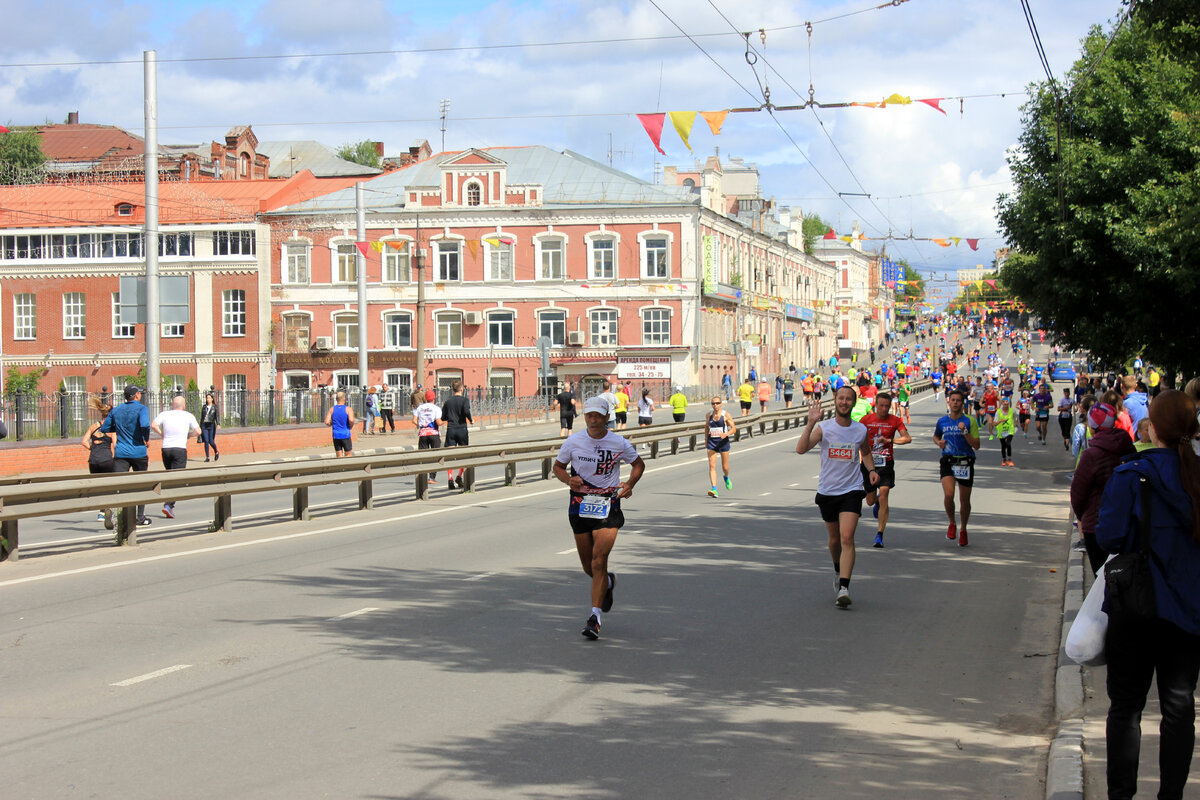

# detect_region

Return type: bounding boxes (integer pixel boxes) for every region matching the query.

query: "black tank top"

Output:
[89,427,114,470]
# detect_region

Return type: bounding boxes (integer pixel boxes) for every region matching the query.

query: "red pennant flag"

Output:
[0,124,9,134]
[355,242,371,259]
[917,98,946,115]
[966,238,979,251]
[823,228,837,240]
[985,279,997,289]
[637,113,667,155]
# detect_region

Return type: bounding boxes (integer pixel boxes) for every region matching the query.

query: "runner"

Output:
[554,381,577,437]
[1033,382,1054,445]
[757,377,771,413]
[930,365,943,400]
[895,380,911,425]
[552,397,645,640]
[996,396,1016,466]
[636,388,655,427]
[933,388,982,547]
[613,383,630,430]
[1018,390,1032,438]
[1057,388,1075,450]
[796,386,878,608]
[859,391,913,549]
[441,380,473,489]
[737,377,754,416]
[705,396,737,497]
[782,372,795,408]
[150,395,201,519]
[982,382,999,440]
[323,390,356,459]
[668,386,688,422]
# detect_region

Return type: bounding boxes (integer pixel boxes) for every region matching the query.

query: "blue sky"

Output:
[0,0,1125,292]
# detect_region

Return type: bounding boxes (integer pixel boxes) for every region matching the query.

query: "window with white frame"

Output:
[334,372,360,390]
[486,240,513,281]
[283,314,310,353]
[112,292,135,338]
[222,289,246,337]
[489,368,515,397]
[643,236,669,279]
[539,238,563,280]
[435,311,462,347]
[63,375,87,422]
[334,242,357,283]
[642,307,671,345]
[487,310,514,346]
[100,232,143,258]
[465,181,482,206]
[160,233,194,257]
[213,230,255,256]
[382,242,410,283]
[590,237,615,279]
[590,308,618,346]
[13,293,35,340]
[435,241,461,281]
[333,313,358,349]
[383,371,412,395]
[384,312,412,349]
[63,292,86,339]
[538,310,566,347]
[285,242,309,284]
[164,374,186,393]
[163,323,185,338]
[436,369,462,392]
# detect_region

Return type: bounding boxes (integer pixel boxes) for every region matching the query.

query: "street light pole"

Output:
[414,214,426,391]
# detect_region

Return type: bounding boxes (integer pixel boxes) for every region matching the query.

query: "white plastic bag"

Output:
[1065,567,1108,666]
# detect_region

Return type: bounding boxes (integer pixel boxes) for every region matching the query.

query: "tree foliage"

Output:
[801,213,832,255]
[997,4,1200,376]
[5,366,47,396]
[335,140,382,169]
[0,129,48,184]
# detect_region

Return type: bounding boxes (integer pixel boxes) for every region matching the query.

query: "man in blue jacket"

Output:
[100,385,152,527]
[1120,374,1150,430]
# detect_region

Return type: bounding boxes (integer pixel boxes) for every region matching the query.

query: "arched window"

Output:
[465,181,482,206]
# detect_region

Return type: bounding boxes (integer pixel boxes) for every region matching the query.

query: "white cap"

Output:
[583,396,610,416]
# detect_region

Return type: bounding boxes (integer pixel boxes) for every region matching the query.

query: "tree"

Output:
[801,213,832,255]
[0,129,48,184]
[5,366,47,396]
[997,5,1200,377]
[335,140,382,170]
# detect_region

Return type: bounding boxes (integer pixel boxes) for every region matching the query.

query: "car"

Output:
[1050,360,1077,383]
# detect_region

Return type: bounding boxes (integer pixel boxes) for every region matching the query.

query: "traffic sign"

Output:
[782,331,797,340]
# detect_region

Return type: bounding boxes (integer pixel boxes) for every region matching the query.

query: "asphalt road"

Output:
[0,370,1077,799]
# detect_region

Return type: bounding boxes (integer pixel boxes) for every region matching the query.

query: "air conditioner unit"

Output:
[463,311,483,325]
[567,331,586,346]
[312,336,333,351]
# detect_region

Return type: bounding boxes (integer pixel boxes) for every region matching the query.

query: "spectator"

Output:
[99,385,152,528]
[774,374,784,402]
[1070,400,1136,574]
[377,384,396,432]
[363,386,379,435]
[1122,374,1150,431]
[199,392,220,462]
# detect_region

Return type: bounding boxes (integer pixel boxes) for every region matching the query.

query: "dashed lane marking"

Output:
[328,607,379,621]
[111,664,192,687]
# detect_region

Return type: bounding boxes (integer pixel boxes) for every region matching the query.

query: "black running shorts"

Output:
[815,490,866,522]
[939,455,976,487]
[860,460,896,491]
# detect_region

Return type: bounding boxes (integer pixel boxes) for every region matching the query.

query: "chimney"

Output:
[67,111,79,125]
[372,141,384,158]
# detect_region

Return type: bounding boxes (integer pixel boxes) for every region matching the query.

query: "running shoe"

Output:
[873,532,884,548]
[836,586,852,608]
[708,488,718,498]
[958,528,969,547]
[872,502,880,519]
[136,517,152,527]
[103,509,114,530]
[162,505,175,519]
[582,614,601,640]
[1072,539,1087,552]
[602,572,616,613]
[947,522,957,540]
[724,476,732,491]
[97,511,106,522]
[455,475,464,489]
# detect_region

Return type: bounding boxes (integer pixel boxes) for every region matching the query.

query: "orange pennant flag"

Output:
[932,238,950,247]
[386,241,407,252]
[700,110,729,135]
[668,111,697,152]
[466,239,479,259]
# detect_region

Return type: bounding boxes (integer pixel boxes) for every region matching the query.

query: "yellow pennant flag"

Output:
[974,280,984,291]
[949,237,962,246]
[700,110,729,135]
[370,241,385,253]
[840,236,854,243]
[466,239,479,259]
[668,111,697,152]
[483,237,502,247]
[883,93,912,106]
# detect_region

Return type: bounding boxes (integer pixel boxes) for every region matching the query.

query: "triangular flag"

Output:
[974,281,984,291]
[700,110,729,135]
[386,241,407,252]
[966,238,979,251]
[484,237,502,247]
[840,236,853,243]
[985,279,998,289]
[883,93,912,106]
[851,102,881,109]
[371,241,385,253]
[932,238,949,247]
[466,239,479,259]
[917,98,947,115]
[0,124,9,134]
[637,113,667,155]
[668,111,697,152]
[355,242,371,259]
[823,228,837,240]
[950,237,962,246]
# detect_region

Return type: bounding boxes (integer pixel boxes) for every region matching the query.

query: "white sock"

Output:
[591,607,603,623]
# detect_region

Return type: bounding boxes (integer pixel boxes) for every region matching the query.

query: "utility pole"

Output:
[144,50,161,405]
[355,184,367,407]
[414,214,426,391]
[440,99,450,153]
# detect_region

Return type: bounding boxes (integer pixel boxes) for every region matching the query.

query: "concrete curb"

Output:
[1047,550,1086,800]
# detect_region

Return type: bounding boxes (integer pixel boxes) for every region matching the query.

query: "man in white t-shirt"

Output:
[151,395,201,519]
[795,386,877,608]
[552,396,645,640]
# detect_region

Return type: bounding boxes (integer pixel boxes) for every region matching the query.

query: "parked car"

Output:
[1050,360,1077,383]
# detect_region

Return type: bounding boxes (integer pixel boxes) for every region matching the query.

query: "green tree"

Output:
[801,213,832,255]
[0,129,48,184]
[335,140,382,169]
[5,366,47,396]
[997,6,1200,376]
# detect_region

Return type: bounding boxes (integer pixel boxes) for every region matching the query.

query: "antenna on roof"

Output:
[607,133,633,167]
[439,99,451,152]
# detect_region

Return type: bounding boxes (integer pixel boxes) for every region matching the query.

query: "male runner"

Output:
[895,381,911,425]
[933,388,982,547]
[554,381,578,437]
[930,365,943,400]
[982,383,1000,440]
[859,391,912,548]
[552,397,645,640]
[737,377,754,416]
[441,380,474,488]
[324,390,356,458]
[1032,382,1054,444]
[150,395,201,519]
[613,383,630,430]
[796,386,878,608]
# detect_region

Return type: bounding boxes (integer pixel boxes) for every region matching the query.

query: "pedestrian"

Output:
[413,388,441,482]
[377,384,396,432]
[552,396,645,640]
[363,386,379,435]
[783,372,795,408]
[151,395,201,519]
[637,388,654,427]
[1096,389,1200,800]
[775,373,784,402]
[441,380,473,489]
[1070,400,1135,574]
[555,381,578,437]
[199,391,220,461]
[705,396,736,497]
[757,377,770,413]
[324,389,356,458]
[933,388,981,547]
[749,365,757,382]
[99,385,153,528]
[668,386,688,423]
[82,396,115,528]
[860,391,912,549]
[721,371,733,401]
[796,387,878,608]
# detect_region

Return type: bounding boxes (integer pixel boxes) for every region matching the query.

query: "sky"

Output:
[0,0,1127,302]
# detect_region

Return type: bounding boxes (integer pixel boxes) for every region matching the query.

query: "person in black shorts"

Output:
[441,380,473,490]
[555,381,578,437]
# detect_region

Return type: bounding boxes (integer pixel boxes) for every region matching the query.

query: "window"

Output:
[283,314,310,353]
[213,230,256,256]
[222,289,246,337]
[99,232,143,258]
[117,203,134,216]
[539,310,566,347]
[384,371,412,395]
[334,372,360,390]
[63,292,86,339]
[642,308,671,345]
[435,369,462,392]
[486,240,513,281]
[466,181,482,206]
[435,312,462,347]
[285,242,309,284]
[487,310,514,346]
[335,242,357,283]
[63,376,87,422]
[590,309,618,346]
[489,368,515,398]
[224,374,247,422]
[382,243,410,283]
[539,238,563,280]
[163,323,185,338]
[112,292,135,338]
[384,312,412,349]
[14,293,36,340]
[590,238,615,279]
[435,241,461,282]
[159,233,193,257]
[163,374,186,394]
[643,236,669,279]
[334,313,358,349]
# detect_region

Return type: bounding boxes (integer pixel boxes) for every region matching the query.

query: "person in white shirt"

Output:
[151,396,201,519]
[412,389,442,483]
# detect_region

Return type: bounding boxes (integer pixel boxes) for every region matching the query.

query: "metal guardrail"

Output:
[0,380,931,562]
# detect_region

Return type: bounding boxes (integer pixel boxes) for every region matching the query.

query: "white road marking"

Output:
[789,483,800,487]
[464,571,496,582]
[328,607,379,621]
[759,492,772,497]
[725,502,740,507]
[111,664,192,687]
[556,548,576,555]
[684,513,699,519]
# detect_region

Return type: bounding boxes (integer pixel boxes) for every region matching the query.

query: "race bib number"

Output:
[828,444,853,461]
[578,494,611,520]
[873,454,888,467]
[952,463,971,481]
